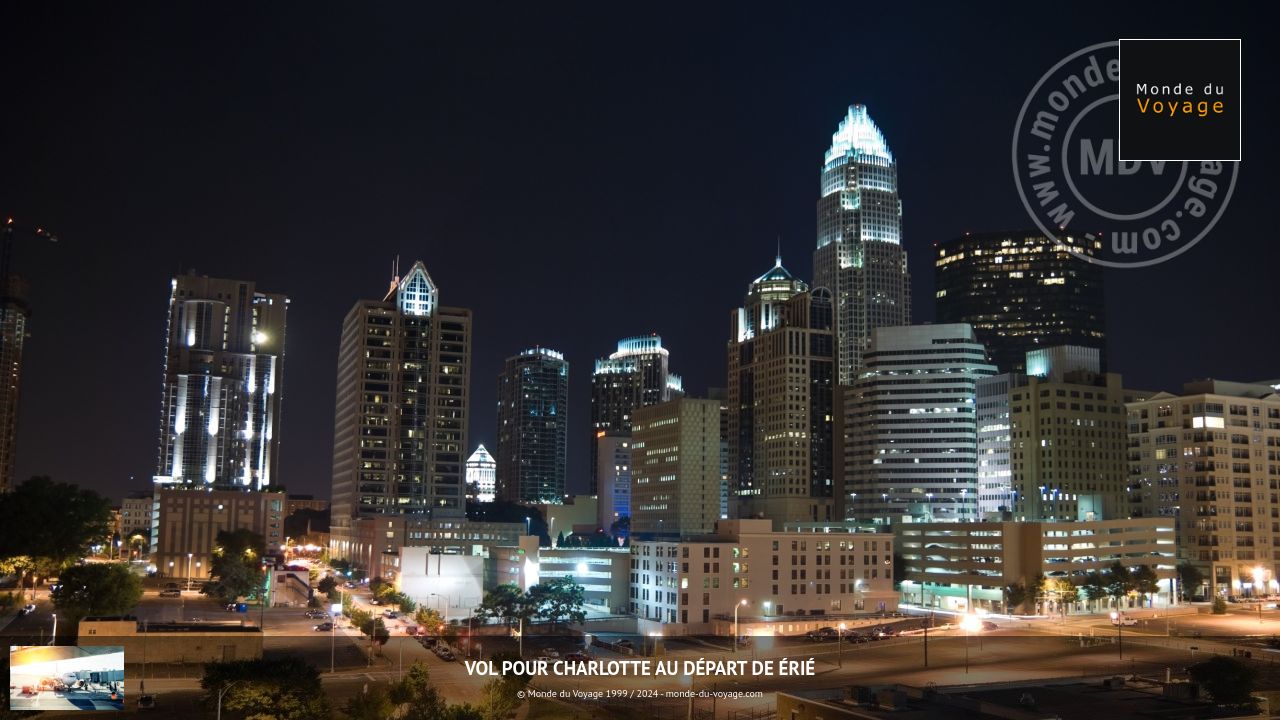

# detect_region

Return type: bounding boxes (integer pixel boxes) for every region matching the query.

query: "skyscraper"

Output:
[594,431,631,533]
[465,444,496,503]
[0,274,29,493]
[813,104,911,384]
[934,231,1106,373]
[727,255,835,528]
[330,261,472,550]
[589,335,683,492]
[630,397,722,538]
[845,324,996,524]
[153,273,288,492]
[496,347,569,504]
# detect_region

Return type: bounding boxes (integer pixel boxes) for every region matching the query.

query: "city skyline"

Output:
[1,5,1277,503]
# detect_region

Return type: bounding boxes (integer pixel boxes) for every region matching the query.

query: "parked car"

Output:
[1111,615,1138,627]
[805,627,838,641]
[314,622,334,632]
[420,636,438,648]
[369,598,381,606]
[159,589,181,598]
[383,610,398,619]
[19,604,36,616]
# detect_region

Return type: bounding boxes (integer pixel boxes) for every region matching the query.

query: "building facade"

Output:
[1127,380,1280,597]
[813,104,911,384]
[845,324,996,524]
[896,518,1176,612]
[595,431,631,534]
[153,487,286,581]
[329,261,472,559]
[495,347,569,504]
[465,444,497,503]
[153,274,288,492]
[589,336,683,493]
[631,397,723,538]
[0,274,29,493]
[934,231,1106,373]
[630,519,896,634]
[727,256,836,527]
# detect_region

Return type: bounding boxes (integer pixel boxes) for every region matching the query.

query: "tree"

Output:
[51,563,143,625]
[474,584,530,628]
[316,576,338,595]
[202,528,266,604]
[200,655,330,720]
[1003,583,1029,613]
[478,677,523,720]
[1177,562,1206,601]
[390,663,448,720]
[1212,595,1228,614]
[1189,656,1258,709]
[342,685,394,720]
[1106,562,1134,608]
[528,577,586,632]
[415,607,445,633]
[0,477,113,567]
[1131,565,1161,607]
[1081,571,1109,612]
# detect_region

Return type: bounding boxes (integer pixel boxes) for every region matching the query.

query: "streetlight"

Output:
[50,613,57,645]
[1255,567,1268,624]
[1110,611,1124,659]
[187,553,194,592]
[216,680,241,720]
[959,614,982,673]
[837,622,846,668]
[733,599,747,653]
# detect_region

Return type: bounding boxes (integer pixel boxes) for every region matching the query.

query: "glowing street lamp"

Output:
[1254,566,1268,623]
[1110,611,1124,659]
[959,613,982,673]
[837,622,847,668]
[733,599,748,653]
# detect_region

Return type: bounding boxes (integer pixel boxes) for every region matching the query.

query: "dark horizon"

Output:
[2,4,1276,503]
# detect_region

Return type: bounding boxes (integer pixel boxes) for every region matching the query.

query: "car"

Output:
[1111,615,1138,626]
[137,694,156,710]
[981,621,999,631]
[344,581,356,589]
[369,598,381,605]
[159,589,181,598]
[314,622,334,631]
[615,639,634,649]
[383,610,398,619]
[420,636,438,648]
[806,627,838,641]
[19,603,36,616]
[305,610,328,619]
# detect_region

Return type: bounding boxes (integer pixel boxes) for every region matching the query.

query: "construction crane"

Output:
[1,217,58,309]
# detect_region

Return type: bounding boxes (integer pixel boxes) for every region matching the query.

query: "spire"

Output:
[776,236,782,268]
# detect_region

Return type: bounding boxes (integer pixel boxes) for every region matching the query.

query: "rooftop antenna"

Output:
[384,255,402,302]
[775,236,783,267]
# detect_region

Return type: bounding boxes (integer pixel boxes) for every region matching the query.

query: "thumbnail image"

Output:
[8,645,125,712]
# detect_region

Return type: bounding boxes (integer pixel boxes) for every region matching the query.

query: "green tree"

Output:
[1212,595,1228,614]
[415,607,445,633]
[202,528,267,604]
[474,584,530,629]
[342,685,393,720]
[200,655,330,720]
[528,577,586,632]
[1177,562,1206,600]
[479,677,523,720]
[390,663,447,720]
[316,576,338,595]
[1081,571,1109,612]
[0,477,113,567]
[51,563,143,626]
[1106,562,1134,607]
[1003,583,1029,613]
[1189,656,1258,708]
[1130,565,1161,607]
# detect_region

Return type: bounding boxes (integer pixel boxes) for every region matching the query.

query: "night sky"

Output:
[2,4,1276,502]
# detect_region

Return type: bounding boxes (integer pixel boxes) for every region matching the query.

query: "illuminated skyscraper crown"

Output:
[824,104,893,167]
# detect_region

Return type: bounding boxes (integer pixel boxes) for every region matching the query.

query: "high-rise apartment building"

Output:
[727,256,835,527]
[630,397,723,538]
[595,431,631,534]
[976,373,1020,516]
[496,347,568,504]
[845,324,996,524]
[934,231,1106,373]
[154,274,288,492]
[0,274,29,493]
[329,261,471,559]
[590,336,682,492]
[1128,380,1280,597]
[465,444,496,503]
[813,104,911,384]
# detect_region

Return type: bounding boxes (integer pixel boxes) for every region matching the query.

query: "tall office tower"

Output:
[975,373,1020,517]
[845,324,996,524]
[0,274,29,493]
[595,431,631,534]
[707,387,731,520]
[630,397,724,538]
[330,260,472,549]
[1005,347,1150,522]
[495,347,569,504]
[589,336,683,493]
[727,255,835,528]
[465,444,496,503]
[934,231,1106,373]
[1128,380,1280,598]
[153,274,288,492]
[813,104,911,384]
